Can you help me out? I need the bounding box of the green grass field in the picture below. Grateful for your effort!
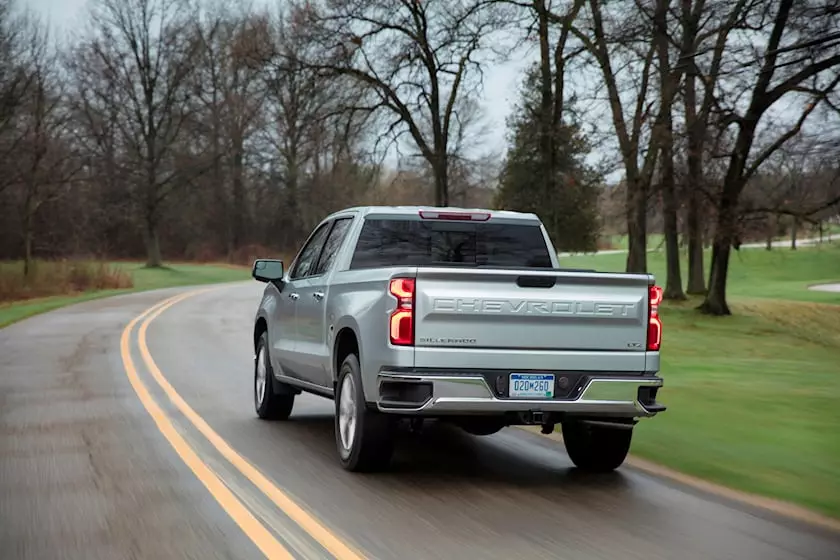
[564,243,840,518]
[0,261,250,328]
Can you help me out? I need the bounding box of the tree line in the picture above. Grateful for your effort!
[1,0,838,316]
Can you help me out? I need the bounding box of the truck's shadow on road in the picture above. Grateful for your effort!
[261,412,633,494]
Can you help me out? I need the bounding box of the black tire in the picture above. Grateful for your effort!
[335,353,395,472]
[561,420,632,472]
[254,333,295,421]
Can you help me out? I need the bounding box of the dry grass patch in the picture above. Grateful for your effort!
[0,260,133,303]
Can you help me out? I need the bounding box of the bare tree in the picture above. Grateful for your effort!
[741,136,840,249]
[569,0,664,273]
[651,0,686,299]
[190,2,268,254]
[0,0,34,196]
[75,0,201,267]
[697,0,840,315]
[256,7,354,245]
[293,0,515,206]
[8,16,81,277]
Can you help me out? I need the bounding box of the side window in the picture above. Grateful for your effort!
[312,218,353,276]
[289,222,331,280]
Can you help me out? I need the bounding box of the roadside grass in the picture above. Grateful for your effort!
[0,260,250,328]
[560,244,840,518]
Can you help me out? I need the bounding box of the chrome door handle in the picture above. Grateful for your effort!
[288,293,299,300]
[312,291,325,301]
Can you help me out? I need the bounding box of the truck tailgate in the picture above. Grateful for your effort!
[412,267,652,372]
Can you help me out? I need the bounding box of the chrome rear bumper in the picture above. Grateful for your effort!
[376,371,664,418]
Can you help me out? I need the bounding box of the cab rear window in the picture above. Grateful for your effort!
[349,218,553,269]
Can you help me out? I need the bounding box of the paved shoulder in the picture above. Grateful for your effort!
[808,283,840,292]
[0,288,261,560]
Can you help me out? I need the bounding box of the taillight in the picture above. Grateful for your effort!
[647,285,663,351]
[389,278,415,346]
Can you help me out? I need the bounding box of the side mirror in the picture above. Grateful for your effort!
[252,259,284,283]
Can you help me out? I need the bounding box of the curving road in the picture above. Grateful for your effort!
[2,282,839,559]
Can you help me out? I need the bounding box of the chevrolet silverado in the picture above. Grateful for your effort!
[250,206,666,472]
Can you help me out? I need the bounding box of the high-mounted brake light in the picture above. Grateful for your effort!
[647,285,663,351]
[418,210,491,221]
[389,278,415,346]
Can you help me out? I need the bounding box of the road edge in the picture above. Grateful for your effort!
[515,425,840,534]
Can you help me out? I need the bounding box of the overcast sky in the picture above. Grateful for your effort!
[28,0,535,162]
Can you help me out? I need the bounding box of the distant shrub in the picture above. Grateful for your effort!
[0,260,134,303]
[596,238,619,251]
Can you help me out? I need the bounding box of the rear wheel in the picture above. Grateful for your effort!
[254,333,295,420]
[335,353,395,472]
[561,420,632,472]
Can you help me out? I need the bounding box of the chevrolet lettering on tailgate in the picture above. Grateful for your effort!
[431,297,637,317]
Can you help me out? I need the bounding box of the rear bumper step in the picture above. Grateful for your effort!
[376,371,664,417]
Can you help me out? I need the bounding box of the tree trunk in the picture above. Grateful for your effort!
[144,125,161,268]
[23,188,34,280]
[144,217,162,268]
[699,181,741,315]
[231,142,245,252]
[660,140,684,297]
[765,226,773,250]
[686,192,705,293]
[662,183,685,299]
[700,239,732,315]
[682,14,705,294]
[286,161,299,247]
[434,153,449,206]
[790,217,798,250]
[536,0,555,214]
[625,177,648,273]
[23,218,33,281]
[655,0,685,299]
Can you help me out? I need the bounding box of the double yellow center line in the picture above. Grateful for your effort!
[120,290,365,560]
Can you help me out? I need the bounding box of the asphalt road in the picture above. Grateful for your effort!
[2,282,840,560]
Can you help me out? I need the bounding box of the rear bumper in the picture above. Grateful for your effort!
[376,370,665,418]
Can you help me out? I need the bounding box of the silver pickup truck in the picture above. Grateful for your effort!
[250,206,665,472]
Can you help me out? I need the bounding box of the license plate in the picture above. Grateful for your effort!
[509,373,555,399]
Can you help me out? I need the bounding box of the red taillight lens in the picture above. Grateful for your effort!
[389,278,415,345]
[647,285,663,351]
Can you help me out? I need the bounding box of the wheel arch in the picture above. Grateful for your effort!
[254,316,268,351]
[333,320,361,389]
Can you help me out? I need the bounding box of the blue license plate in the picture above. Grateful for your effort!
[509,373,555,399]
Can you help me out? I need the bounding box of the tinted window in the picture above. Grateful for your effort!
[290,222,331,279]
[349,218,553,269]
[312,218,353,276]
